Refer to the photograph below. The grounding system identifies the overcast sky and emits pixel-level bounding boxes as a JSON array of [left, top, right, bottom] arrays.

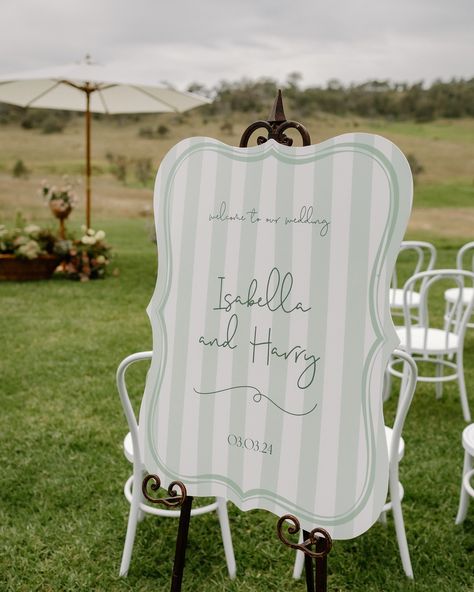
[[1, 0, 473, 91]]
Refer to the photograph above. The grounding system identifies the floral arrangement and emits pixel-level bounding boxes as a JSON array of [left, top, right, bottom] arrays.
[[0, 220, 64, 260], [0, 217, 111, 281], [62, 227, 111, 281], [40, 177, 78, 214]]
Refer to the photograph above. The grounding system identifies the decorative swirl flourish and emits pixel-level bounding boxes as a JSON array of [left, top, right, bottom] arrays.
[[142, 474, 187, 508], [277, 514, 332, 559], [194, 385, 318, 417], [240, 119, 311, 148], [239, 90, 311, 148]]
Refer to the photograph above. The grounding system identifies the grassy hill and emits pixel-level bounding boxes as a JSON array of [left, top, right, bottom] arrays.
[[0, 110, 473, 240]]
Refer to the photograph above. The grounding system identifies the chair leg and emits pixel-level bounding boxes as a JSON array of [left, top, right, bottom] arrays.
[[292, 530, 305, 579], [383, 368, 392, 402], [391, 480, 414, 579], [378, 510, 387, 525], [216, 498, 237, 579], [455, 451, 472, 525], [457, 351, 471, 422], [120, 470, 148, 576], [120, 487, 142, 576], [435, 356, 443, 399]]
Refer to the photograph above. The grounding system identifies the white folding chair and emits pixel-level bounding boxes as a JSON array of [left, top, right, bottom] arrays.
[[116, 351, 236, 578], [444, 242, 474, 331], [388, 270, 474, 422], [390, 241, 437, 325], [293, 349, 418, 579]]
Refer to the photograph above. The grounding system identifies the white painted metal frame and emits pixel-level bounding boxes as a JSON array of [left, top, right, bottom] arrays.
[[455, 423, 474, 525], [390, 241, 437, 325], [444, 242, 474, 331], [116, 351, 236, 578], [293, 349, 418, 579], [388, 270, 474, 422]]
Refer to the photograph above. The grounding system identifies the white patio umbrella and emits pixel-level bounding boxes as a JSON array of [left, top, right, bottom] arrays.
[[0, 55, 210, 227]]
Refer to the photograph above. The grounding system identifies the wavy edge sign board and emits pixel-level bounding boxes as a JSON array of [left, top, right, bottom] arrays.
[[140, 134, 412, 539]]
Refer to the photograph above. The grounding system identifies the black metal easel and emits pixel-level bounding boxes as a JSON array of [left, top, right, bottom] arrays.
[[142, 474, 192, 592], [142, 91, 332, 592]]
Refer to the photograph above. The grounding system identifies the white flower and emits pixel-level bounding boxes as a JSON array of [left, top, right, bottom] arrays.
[[25, 224, 40, 235], [96, 255, 106, 264], [81, 235, 96, 245], [95, 230, 105, 241], [18, 240, 40, 259], [87, 228, 95, 236]]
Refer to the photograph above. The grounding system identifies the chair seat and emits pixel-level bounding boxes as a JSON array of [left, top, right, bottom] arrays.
[[385, 426, 404, 462], [445, 287, 474, 306], [124, 432, 134, 464], [390, 288, 420, 309], [396, 327, 459, 354], [462, 424, 474, 456]]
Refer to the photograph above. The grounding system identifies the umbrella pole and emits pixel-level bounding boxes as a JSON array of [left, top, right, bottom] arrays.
[[85, 90, 92, 229]]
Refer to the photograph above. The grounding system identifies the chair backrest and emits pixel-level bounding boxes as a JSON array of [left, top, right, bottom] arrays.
[[388, 349, 418, 466], [117, 351, 153, 466], [402, 269, 474, 350], [391, 241, 437, 294], [457, 242, 474, 273]]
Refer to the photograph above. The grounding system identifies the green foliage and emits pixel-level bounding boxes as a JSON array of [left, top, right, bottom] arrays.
[[40, 113, 65, 134], [138, 125, 154, 139], [0, 220, 473, 590], [157, 124, 169, 138], [138, 124, 170, 139], [220, 119, 234, 135], [406, 153, 425, 178], [11, 159, 29, 178], [197, 77, 474, 121], [134, 157, 153, 186], [19, 109, 70, 132], [106, 152, 128, 184]]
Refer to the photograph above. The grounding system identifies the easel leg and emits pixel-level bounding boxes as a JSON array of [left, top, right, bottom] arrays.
[[170, 495, 194, 592], [315, 534, 328, 592], [278, 517, 332, 592], [303, 530, 316, 592]]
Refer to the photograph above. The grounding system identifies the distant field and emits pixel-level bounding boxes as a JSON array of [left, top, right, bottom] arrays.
[[0, 112, 473, 239]]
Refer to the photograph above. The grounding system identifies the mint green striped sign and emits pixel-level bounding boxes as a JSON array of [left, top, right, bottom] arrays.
[[140, 134, 412, 539]]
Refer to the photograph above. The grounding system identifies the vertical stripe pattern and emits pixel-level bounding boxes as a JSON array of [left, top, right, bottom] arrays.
[[140, 133, 413, 540]]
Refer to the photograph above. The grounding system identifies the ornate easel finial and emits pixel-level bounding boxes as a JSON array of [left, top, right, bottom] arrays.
[[239, 90, 311, 147]]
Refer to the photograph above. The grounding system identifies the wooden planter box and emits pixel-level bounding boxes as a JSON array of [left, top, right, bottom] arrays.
[[0, 254, 61, 281]]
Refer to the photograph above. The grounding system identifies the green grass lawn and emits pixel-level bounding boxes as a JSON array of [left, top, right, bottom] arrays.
[[1, 218, 474, 591]]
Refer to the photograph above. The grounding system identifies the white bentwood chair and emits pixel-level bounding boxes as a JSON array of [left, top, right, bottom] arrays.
[[293, 349, 418, 579], [388, 270, 474, 422], [117, 351, 236, 578], [390, 241, 437, 325], [444, 242, 474, 331], [455, 423, 474, 525]]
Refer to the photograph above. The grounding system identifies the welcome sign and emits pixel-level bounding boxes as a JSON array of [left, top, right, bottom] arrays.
[[140, 134, 412, 539]]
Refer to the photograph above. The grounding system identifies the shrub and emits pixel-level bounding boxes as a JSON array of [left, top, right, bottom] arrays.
[[406, 153, 425, 178], [138, 126, 154, 139], [134, 158, 153, 186], [106, 153, 128, 183], [156, 124, 169, 138], [220, 120, 234, 135], [12, 159, 29, 178], [40, 114, 65, 134]]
